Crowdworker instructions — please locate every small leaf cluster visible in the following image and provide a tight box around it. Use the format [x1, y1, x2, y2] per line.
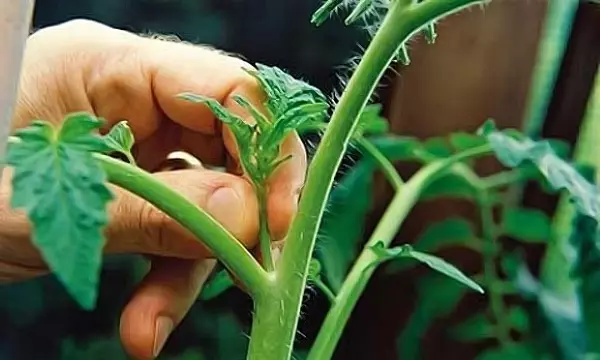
[179, 63, 329, 185]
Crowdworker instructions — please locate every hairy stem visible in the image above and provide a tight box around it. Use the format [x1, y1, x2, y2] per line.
[248, 2, 415, 358]
[97, 154, 271, 296]
[246, 0, 488, 358]
[307, 145, 492, 360]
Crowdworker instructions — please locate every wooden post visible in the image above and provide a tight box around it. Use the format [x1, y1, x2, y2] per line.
[0, 0, 35, 180]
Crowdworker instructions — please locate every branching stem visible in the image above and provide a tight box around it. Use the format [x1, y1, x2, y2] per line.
[244, 0, 489, 358]
[97, 153, 272, 296]
[307, 145, 492, 360]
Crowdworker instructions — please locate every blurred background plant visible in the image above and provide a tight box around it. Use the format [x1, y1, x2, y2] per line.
[1, 0, 598, 359]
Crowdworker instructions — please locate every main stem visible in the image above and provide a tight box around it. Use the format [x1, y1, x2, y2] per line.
[246, 1, 487, 359]
[246, 3, 412, 359]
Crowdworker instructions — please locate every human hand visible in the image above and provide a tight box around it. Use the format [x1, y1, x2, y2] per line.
[2, 19, 306, 359]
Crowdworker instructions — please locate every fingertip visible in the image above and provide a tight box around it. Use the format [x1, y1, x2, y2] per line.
[119, 258, 216, 360]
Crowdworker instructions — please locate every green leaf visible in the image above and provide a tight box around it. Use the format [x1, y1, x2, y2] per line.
[451, 312, 494, 342]
[369, 135, 421, 161]
[397, 273, 467, 360]
[245, 63, 329, 126]
[449, 132, 487, 152]
[177, 93, 256, 178]
[415, 217, 477, 251]
[477, 344, 537, 360]
[101, 120, 136, 163]
[502, 207, 552, 243]
[371, 242, 484, 294]
[232, 95, 270, 132]
[479, 119, 600, 220]
[177, 93, 252, 137]
[508, 306, 530, 332]
[385, 217, 477, 275]
[199, 269, 235, 301]
[420, 173, 478, 201]
[570, 207, 600, 353]
[6, 114, 114, 309]
[504, 257, 587, 359]
[422, 137, 453, 158]
[352, 103, 389, 138]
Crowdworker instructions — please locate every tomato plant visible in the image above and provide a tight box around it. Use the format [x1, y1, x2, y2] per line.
[3, 0, 600, 359]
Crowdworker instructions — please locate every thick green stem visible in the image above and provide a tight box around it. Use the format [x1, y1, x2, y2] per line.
[246, 0, 487, 358]
[307, 146, 492, 360]
[248, 2, 414, 358]
[97, 154, 271, 295]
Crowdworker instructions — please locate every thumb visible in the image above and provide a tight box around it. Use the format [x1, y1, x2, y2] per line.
[104, 168, 259, 259]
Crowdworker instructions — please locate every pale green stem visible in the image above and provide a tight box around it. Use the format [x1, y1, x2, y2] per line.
[256, 184, 274, 271]
[312, 277, 336, 303]
[307, 146, 492, 360]
[246, 1, 488, 359]
[97, 154, 271, 295]
[356, 137, 404, 190]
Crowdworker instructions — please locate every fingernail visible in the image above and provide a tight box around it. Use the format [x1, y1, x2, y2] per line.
[153, 316, 174, 357]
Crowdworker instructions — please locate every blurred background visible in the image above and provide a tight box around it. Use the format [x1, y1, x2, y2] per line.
[0, 0, 598, 359]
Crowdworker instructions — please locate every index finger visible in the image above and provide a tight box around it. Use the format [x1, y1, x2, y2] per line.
[139, 36, 307, 241]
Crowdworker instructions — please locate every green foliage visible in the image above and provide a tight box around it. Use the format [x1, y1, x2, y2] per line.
[451, 313, 495, 342]
[502, 207, 552, 243]
[100, 120, 136, 164]
[477, 344, 537, 360]
[6, 113, 114, 309]
[179, 63, 329, 185]
[415, 217, 477, 251]
[397, 273, 468, 359]
[479, 119, 600, 220]
[370, 241, 484, 293]
[199, 268, 236, 301]
[569, 171, 600, 353]
[503, 255, 588, 359]
[449, 132, 488, 152]
[352, 103, 389, 138]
